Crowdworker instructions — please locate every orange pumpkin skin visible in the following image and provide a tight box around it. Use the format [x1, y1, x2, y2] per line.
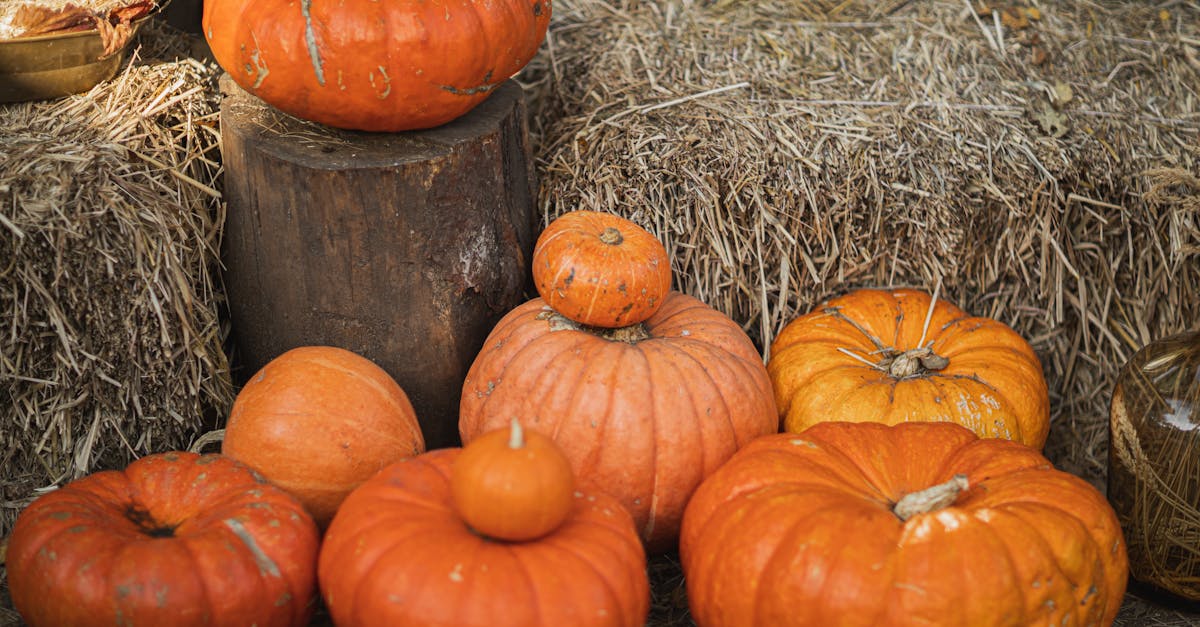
[768, 288, 1050, 449]
[459, 291, 779, 551]
[7, 452, 319, 627]
[680, 422, 1128, 627]
[202, 0, 551, 132]
[532, 210, 672, 328]
[451, 420, 576, 541]
[318, 449, 650, 627]
[222, 346, 425, 528]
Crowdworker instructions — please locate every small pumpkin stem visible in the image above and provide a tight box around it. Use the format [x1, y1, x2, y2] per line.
[599, 227, 624, 245]
[508, 418, 525, 449]
[893, 474, 969, 521]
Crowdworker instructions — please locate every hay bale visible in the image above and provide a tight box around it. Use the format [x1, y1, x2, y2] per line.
[524, 0, 1199, 489]
[0, 21, 232, 536]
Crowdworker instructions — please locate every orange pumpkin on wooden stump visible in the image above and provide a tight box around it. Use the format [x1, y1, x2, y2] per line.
[459, 291, 779, 552]
[7, 452, 319, 627]
[680, 421, 1128, 627]
[532, 210, 672, 328]
[768, 288, 1050, 448]
[202, 0, 551, 131]
[318, 444, 649, 627]
[222, 346, 425, 527]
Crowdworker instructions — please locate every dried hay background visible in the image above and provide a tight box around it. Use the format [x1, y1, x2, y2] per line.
[521, 0, 1199, 490]
[0, 20, 231, 542]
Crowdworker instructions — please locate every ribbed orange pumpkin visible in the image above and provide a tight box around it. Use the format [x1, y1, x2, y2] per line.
[7, 452, 319, 627]
[768, 288, 1050, 448]
[203, 0, 551, 131]
[450, 419, 576, 542]
[318, 448, 650, 627]
[222, 346, 425, 528]
[532, 210, 671, 328]
[459, 291, 779, 551]
[680, 422, 1128, 627]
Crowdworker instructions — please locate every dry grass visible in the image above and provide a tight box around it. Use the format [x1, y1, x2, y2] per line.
[0, 20, 232, 537]
[520, 0, 1199, 491]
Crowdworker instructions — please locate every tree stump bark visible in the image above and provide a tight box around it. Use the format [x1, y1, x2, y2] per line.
[219, 75, 536, 449]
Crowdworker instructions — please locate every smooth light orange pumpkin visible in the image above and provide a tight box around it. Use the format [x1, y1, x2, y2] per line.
[222, 346, 425, 528]
[532, 210, 672, 328]
[318, 448, 650, 627]
[768, 288, 1050, 448]
[7, 452, 319, 627]
[459, 291, 778, 552]
[680, 421, 1128, 627]
[450, 419, 575, 541]
[203, 0, 551, 132]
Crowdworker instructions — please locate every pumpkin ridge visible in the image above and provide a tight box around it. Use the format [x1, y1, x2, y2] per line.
[505, 543, 548, 627]
[471, 316, 583, 427]
[928, 374, 1024, 443]
[650, 339, 736, 459]
[989, 501, 1106, 615]
[537, 531, 628, 622]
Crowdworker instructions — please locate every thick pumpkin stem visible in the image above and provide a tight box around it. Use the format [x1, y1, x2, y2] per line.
[892, 474, 969, 521]
[538, 309, 652, 343]
[883, 346, 949, 378]
[599, 227, 624, 245]
[509, 418, 525, 449]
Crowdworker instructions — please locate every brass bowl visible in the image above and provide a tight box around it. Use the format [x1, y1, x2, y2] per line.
[0, 15, 153, 103]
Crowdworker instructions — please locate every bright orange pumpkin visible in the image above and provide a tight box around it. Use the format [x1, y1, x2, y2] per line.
[318, 449, 650, 627]
[459, 291, 778, 552]
[680, 421, 1128, 627]
[532, 210, 672, 328]
[768, 288, 1050, 448]
[203, 0, 551, 131]
[222, 346, 425, 527]
[450, 419, 576, 542]
[7, 452, 319, 627]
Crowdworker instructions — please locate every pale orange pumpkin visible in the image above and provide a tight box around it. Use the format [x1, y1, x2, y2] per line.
[768, 288, 1050, 448]
[460, 291, 778, 552]
[222, 346, 425, 527]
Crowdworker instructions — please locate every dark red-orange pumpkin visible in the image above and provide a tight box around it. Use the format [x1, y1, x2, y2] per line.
[459, 291, 779, 551]
[318, 448, 650, 627]
[680, 422, 1128, 627]
[222, 346, 425, 528]
[532, 210, 672, 328]
[450, 419, 576, 542]
[202, 0, 551, 131]
[7, 452, 319, 627]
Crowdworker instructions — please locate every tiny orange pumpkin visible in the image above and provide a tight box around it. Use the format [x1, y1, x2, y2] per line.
[450, 419, 576, 542]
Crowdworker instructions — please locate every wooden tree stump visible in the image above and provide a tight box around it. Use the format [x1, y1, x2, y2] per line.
[219, 75, 536, 449]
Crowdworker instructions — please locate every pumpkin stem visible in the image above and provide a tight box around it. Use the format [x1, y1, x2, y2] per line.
[882, 345, 949, 378]
[509, 418, 525, 449]
[538, 308, 652, 343]
[599, 227, 624, 246]
[892, 474, 969, 521]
